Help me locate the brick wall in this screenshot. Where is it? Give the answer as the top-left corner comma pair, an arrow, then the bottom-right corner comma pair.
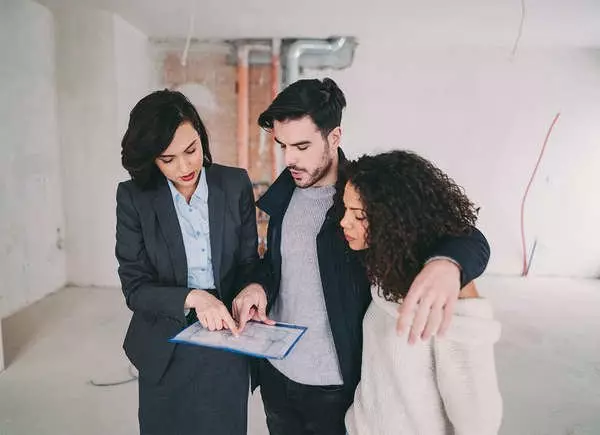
161,47 -> 275,183
160,45 -> 275,254
163,50 -> 238,167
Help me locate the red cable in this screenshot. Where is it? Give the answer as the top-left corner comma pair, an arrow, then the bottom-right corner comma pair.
520,112 -> 561,276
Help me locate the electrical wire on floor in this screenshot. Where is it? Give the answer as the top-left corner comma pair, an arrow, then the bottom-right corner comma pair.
525,239 -> 537,276
88,364 -> 138,387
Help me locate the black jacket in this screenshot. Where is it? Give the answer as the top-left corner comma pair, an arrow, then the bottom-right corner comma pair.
253,149 -> 491,394
115,164 -> 258,384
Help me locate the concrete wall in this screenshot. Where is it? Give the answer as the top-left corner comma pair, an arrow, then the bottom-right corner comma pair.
114,14 -> 157,138
55,9 -> 119,288
0,0 -> 66,319
56,9 -> 153,288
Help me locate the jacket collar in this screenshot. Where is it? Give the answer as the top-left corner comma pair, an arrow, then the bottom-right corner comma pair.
257,148 -> 348,218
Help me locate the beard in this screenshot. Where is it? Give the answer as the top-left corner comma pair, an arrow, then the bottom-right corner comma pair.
288,143 -> 334,188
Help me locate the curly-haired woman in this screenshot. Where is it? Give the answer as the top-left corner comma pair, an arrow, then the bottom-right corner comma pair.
338,150 -> 503,435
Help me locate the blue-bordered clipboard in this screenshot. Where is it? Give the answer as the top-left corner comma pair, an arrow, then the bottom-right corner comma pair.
169,320 -> 307,360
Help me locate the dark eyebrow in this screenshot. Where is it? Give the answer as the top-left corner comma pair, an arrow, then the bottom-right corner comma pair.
159,139 -> 197,158
274,137 -> 311,148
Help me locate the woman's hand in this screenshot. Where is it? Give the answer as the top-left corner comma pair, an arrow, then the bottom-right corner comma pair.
185,290 -> 239,336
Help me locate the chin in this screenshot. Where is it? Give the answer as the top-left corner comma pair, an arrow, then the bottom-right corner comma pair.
296,176 -> 319,189
349,240 -> 367,251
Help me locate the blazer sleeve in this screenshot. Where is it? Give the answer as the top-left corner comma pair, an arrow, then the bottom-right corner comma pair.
232,170 -> 260,295
115,182 -> 189,323
254,253 -> 276,306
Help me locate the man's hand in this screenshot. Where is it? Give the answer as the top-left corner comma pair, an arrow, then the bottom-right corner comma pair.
185,290 -> 239,336
232,283 -> 275,332
397,259 -> 461,344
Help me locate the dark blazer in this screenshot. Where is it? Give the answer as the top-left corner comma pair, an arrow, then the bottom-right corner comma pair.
253,148 -> 491,395
115,164 -> 258,384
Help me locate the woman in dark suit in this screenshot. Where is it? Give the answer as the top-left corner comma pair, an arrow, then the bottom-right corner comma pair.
116,90 -> 258,435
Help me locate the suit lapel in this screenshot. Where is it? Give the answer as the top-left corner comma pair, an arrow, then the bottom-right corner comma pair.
153,179 -> 188,286
206,166 -> 225,290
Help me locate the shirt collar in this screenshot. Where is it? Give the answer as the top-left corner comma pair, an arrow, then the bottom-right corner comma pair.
167,169 -> 208,203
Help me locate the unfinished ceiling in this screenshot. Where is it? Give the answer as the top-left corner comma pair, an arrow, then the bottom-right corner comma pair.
34,0 -> 600,47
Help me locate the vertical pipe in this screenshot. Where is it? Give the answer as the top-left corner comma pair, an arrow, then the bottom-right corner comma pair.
270,39 -> 281,181
0,321 -> 4,372
237,47 -> 250,170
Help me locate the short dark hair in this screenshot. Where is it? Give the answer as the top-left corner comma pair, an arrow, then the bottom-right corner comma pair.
336,150 -> 479,302
258,77 -> 347,137
121,89 -> 212,189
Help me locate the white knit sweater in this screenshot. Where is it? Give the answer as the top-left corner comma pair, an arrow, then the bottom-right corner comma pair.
345,286 -> 503,435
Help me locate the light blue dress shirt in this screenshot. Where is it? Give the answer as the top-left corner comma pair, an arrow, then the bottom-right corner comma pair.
167,170 -> 215,290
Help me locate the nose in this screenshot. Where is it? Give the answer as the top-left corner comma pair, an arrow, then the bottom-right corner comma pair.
340,210 -> 351,230
284,147 -> 297,168
177,157 -> 190,174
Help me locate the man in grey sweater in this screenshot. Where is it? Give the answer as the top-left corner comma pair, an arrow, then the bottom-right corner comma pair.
232,78 -> 491,435
270,183 -> 342,386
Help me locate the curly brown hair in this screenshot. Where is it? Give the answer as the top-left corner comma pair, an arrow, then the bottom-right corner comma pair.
336,150 -> 479,302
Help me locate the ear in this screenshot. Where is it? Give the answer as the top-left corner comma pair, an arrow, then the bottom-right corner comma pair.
327,126 -> 342,150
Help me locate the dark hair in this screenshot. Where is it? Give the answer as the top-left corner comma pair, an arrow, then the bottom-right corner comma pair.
336,150 -> 479,302
258,77 -> 347,137
121,89 -> 212,189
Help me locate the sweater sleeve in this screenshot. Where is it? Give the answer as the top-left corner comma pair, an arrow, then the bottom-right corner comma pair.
433,299 -> 503,435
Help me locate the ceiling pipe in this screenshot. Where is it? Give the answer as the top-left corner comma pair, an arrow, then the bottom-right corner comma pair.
285,37 -> 348,86
276,37 -> 349,172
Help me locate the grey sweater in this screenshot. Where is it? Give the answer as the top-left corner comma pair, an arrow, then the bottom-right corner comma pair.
269,185 -> 343,385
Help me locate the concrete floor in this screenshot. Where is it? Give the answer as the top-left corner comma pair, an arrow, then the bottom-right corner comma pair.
0,276 -> 599,435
